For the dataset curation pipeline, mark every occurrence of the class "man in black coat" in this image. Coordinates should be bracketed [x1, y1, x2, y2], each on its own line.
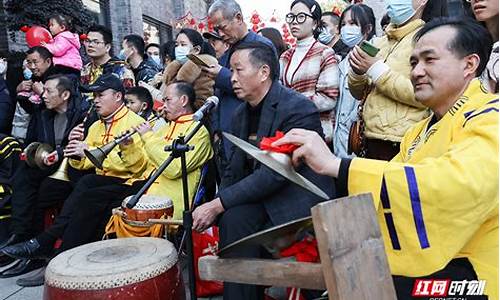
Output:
[192, 42, 336, 300]
[0, 74, 91, 279]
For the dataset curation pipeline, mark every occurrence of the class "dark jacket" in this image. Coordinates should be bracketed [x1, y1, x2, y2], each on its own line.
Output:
[218, 81, 336, 226]
[211, 30, 277, 158]
[22, 92, 90, 163]
[0, 79, 15, 135]
[18, 64, 60, 144]
[133, 55, 162, 84]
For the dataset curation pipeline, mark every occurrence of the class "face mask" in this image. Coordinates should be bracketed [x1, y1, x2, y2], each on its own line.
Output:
[118, 49, 131, 61]
[151, 55, 162, 66]
[23, 68, 32, 80]
[340, 25, 363, 48]
[0, 61, 6, 76]
[175, 46, 190, 64]
[385, 0, 415, 26]
[318, 27, 334, 45]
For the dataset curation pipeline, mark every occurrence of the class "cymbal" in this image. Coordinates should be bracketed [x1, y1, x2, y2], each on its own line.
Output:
[24, 142, 41, 168]
[223, 132, 329, 200]
[218, 216, 313, 258]
[34, 143, 53, 169]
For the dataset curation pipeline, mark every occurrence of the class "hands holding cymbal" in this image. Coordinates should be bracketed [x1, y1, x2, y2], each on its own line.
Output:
[271, 129, 341, 178]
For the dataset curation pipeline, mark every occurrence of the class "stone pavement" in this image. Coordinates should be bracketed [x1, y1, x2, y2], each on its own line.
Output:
[0, 261, 42, 300]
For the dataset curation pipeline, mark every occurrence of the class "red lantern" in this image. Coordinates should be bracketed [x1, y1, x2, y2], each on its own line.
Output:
[190, 18, 196, 25]
[198, 23, 205, 30]
[252, 24, 259, 32]
[79, 33, 88, 41]
[25, 26, 52, 48]
[332, 7, 342, 16]
[270, 16, 277, 23]
[20, 25, 30, 33]
[260, 23, 265, 28]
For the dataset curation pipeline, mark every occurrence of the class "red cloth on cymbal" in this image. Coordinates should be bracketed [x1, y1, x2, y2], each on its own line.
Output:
[280, 236, 319, 300]
[259, 131, 298, 154]
[280, 236, 319, 263]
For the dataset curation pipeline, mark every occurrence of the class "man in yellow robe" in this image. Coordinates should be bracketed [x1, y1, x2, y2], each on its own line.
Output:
[274, 18, 498, 299]
[135, 81, 213, 220]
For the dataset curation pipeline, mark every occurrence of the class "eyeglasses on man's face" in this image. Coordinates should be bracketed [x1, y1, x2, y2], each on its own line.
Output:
[286, 12, 314, 24]
[84, 39, 106, 46]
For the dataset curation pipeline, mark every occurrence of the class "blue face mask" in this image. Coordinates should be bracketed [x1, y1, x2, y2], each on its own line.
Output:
[340, 25, 363, 48]
[385, 0, 415, 26]
[151, 55, 162, 67]
[318, 27, 334, 45]
[175, 46, 190, 64]
[117, 49, 127, 61]
[23, 68, 32, 80]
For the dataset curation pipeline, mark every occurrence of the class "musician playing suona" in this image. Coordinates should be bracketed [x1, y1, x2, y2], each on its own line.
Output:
[0, 75, 90, 279]
[1, 73, 152, 281]
[192, 42, 335, 299]
[274, 18, 498, 299]
[134, 81, 213, 220]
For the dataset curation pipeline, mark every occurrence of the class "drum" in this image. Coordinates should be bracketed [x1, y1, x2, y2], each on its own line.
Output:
[43, 237, 184, 300]
[121, 195, 174, 226]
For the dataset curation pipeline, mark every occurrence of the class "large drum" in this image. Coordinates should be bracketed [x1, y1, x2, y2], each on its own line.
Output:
[43, 237, 184, 300]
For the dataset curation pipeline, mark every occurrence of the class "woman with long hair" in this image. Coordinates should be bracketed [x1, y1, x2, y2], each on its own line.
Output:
[467, 0, 498, 92]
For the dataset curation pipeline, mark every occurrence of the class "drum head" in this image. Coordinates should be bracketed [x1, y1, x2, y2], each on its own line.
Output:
[45, 237, 177, 290]
[122, 195, 173, 210]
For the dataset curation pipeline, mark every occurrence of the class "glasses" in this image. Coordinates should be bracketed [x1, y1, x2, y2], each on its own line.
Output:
[285, 12, 314, 24]
[83, 39, 106, 46]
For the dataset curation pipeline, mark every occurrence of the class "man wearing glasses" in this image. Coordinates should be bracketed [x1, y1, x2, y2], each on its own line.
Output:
[202, 0, 276, 179]
[81, 25, 135, 90]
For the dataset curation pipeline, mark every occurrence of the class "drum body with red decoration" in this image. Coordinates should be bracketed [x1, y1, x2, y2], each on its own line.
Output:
[122, 195, 174, 226]
[43, 237, 184, 300]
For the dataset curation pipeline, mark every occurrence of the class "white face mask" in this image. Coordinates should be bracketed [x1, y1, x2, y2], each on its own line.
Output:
[175, 46, 191, 64]
[0, 60, 6, 76]
[340, 24, 363, 48]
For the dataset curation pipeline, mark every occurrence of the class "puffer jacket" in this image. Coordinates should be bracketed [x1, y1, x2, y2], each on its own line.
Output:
[44, 31, 83, 70]
[348, 19, 430, 142]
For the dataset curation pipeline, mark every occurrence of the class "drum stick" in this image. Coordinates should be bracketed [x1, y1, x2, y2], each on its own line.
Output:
[147, 218, 183, 226]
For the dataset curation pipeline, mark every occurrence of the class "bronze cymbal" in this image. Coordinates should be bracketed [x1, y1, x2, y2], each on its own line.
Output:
[218, 216, 313, 258]
[24, 142, 41, 168]
[34, 143, 53, 169]
[223, 132, 329, 200]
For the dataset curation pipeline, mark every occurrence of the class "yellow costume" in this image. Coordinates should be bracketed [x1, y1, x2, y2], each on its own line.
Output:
[348, 79, 498, 298]
[70, 105, 153, 184]
[141, 114, 213, 219]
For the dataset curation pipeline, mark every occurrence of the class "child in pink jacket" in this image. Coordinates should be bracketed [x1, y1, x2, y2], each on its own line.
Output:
[41, 14, 83, 74]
